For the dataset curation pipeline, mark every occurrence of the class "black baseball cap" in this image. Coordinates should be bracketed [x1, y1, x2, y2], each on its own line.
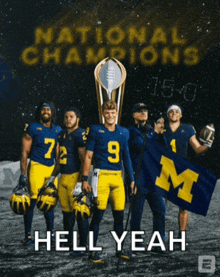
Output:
[132, 103, 148, 113]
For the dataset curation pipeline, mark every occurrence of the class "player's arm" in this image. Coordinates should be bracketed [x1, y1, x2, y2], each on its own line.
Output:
[45, 143, 61, 186]
[20, 133, 32, 175]
[54, 142, 61, 175]
[52, 142, 61, 177]
[123, 138, 136, 195]
[189, 135, 209, 154]
[19, 133, 32, 188]
[82, 150, 93, 193]
[78, 147, 86, 181]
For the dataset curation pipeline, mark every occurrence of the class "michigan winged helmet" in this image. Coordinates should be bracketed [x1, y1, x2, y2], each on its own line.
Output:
[36, 182, 58, 213]
[10, 186, 31, 215]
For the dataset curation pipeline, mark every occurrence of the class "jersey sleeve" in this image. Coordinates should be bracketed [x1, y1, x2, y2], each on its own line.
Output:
[86, 125, 97, 152]
[77, 129, 87, 148]
[24, 123, 35, 138]
[57, 126, 63, 134]
[122, 130, 135, 183]
[188, 125, 196, 138]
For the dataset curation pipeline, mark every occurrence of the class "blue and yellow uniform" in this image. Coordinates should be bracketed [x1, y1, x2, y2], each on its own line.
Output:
[26, 122, 62, 198]
[163, 123, 196, 239]
[58, 128, 89, 248]
[86, 124, 134, 211]
[86, 124, 134, 252]
[128, 124, 167, 242]
[58, 128, 86, 212]
[23, 121, 62, 245]
[164, 123, 196, 158]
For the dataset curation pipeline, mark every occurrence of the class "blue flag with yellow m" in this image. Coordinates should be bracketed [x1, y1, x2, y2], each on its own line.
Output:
[137, 140, 217, 216]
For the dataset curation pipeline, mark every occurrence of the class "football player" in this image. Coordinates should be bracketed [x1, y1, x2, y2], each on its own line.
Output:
[18, 101, 62, 246]
[47, 106, 89, 255]
[128, 103, 167, 253]
[164, 104, 212, 245]
[82, 100, 136, 263]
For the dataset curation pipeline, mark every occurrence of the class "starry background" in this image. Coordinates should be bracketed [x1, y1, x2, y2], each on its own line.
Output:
[1, 0, 220, 174]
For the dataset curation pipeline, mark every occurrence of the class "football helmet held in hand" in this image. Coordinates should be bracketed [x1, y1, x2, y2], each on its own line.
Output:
[10, 185, 31, 215]
[199, 123, 215, 147]
[36, 182, 58, 212]
[72, 192, 98, 221]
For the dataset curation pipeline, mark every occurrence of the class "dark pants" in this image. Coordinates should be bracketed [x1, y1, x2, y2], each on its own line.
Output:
[130, 185, 166, 242]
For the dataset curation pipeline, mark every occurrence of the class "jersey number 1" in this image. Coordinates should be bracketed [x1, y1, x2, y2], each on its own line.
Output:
[170, 139, 176, 153]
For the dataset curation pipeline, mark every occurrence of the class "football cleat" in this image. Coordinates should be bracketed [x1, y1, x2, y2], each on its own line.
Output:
[116, 251, 135, 260]
[89, 252, 105, 264]
[23, 236, 34, 247]
[72, 191, 98, 221]
[51, 232, 55, 245]
[36, 183, 58, 212]
[10, 185, 31, 215]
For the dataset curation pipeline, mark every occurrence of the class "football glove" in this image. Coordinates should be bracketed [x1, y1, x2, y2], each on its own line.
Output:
[18, 174, 28, 189]
[199, 123, 215, 147]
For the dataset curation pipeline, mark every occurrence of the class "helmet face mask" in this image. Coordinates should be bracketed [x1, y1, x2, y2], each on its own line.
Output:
[10, 187, 31, 215]
[36, 183, 58, 213]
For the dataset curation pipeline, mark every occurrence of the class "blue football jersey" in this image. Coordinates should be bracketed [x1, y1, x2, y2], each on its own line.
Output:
[25, 122, 62, 166]
[58, 128, 86, 174]
[163, 123, 196, 158]
[86, 124, 134, 182]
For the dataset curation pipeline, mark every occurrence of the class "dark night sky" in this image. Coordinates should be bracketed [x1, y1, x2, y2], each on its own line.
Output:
[1, 0, 220, 173]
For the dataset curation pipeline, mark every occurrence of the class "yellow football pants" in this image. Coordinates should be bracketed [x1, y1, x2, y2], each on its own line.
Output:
[58, 172, 79, 212]
[28, 160, 58, 199]
[95, 170, 125, 211]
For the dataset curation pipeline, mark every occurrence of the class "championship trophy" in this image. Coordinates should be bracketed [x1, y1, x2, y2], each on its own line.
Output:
[94, 57, 127, 124]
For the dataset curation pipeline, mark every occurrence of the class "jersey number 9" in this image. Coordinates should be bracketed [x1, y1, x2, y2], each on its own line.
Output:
[108, 141, 120, 163]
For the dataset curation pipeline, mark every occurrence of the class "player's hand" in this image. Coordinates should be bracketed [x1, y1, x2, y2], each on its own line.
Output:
[154, 118, 164, 134]
[18, 174, 28, 189]
[45, 176, 56, 187]
[130, 182, 137, 195]
[82, 181, 92, 194]
[199, 123, 215, 148]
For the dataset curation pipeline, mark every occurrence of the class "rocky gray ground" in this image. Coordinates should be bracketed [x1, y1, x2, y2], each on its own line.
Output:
[0, 167, 219, 276]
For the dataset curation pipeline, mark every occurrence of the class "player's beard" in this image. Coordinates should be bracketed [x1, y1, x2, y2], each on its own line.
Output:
[67, 120, 78, 130]
[41, 115, 51, 123]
